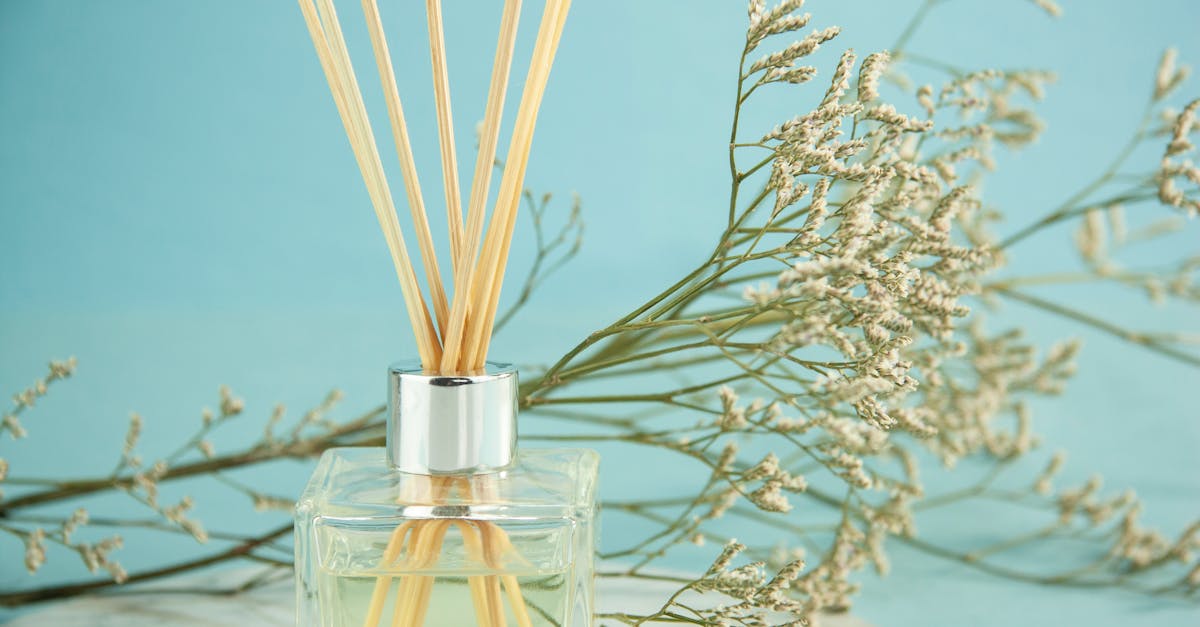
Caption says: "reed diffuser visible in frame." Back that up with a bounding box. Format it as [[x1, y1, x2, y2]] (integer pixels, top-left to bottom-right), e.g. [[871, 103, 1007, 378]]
[[292, 1, 597, 626]]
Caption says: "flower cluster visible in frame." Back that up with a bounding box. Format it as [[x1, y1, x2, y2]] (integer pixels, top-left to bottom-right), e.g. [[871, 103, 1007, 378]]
[[1, 357, 76, 440], [558, 0, 1200, 621], [1158, 99, 1200, 216]]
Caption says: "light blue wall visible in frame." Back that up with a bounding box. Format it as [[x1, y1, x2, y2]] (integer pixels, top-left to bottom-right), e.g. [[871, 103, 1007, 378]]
[[2, 1, 1198, 624]]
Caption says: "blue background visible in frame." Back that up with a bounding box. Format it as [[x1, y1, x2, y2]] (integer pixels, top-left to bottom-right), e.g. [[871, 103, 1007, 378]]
[[1, 0, 1198, 625]]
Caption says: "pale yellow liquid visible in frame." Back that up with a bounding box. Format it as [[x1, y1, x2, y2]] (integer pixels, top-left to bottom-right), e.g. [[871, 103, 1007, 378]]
[[316, 568, 569, 627]]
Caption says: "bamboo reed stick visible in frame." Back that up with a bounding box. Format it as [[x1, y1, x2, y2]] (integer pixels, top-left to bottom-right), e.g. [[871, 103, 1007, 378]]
[[424, 0, 467, 272], [440, 0, 524, 373], [387, 477, 448, 627], [361, 0, 451, 339], [474, 480, 514, 627], [390, 521, 448, 626], [360, 476, 430, 626], [362, 522, 414, 626], [501, 574, 533, 627], [464, 0, 572, 369], [457, 521, 497, 627]]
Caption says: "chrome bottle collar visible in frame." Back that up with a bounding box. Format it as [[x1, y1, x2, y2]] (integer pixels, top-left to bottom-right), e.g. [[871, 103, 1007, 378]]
[[386, 361, 518, 475]]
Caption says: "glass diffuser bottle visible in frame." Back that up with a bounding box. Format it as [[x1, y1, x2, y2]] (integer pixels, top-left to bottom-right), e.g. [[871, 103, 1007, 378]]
[[295, 361, 598, 626], [295, 0, 586, 622]]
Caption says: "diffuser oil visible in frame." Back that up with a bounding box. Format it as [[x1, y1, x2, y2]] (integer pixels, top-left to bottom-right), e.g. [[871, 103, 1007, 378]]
[[314, 570, 573, 627]]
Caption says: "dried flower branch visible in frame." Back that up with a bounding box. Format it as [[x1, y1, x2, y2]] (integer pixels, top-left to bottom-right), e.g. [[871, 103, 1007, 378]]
[[1, 357, 76, 440]]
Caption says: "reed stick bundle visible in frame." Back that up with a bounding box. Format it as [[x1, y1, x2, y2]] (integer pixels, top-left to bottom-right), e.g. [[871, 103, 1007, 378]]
[[298, 0, 441, 367], [297, 0, 571, 624]]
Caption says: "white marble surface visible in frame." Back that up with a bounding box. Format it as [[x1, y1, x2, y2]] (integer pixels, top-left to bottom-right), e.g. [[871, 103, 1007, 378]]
[[5, 567, 868, 626]]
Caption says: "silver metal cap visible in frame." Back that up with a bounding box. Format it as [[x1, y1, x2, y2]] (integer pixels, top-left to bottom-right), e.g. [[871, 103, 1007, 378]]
[[386, 361, 518, 475]]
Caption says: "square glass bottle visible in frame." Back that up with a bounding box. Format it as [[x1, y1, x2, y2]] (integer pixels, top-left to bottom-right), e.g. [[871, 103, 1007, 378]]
[[295, 362, 599, 626]]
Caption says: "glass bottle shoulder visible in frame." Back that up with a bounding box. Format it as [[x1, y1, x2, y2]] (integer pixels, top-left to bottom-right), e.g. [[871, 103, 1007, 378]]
[[297, 447, 598, 521]]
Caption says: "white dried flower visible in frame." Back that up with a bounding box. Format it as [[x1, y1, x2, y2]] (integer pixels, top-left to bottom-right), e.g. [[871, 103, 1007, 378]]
[[1074, 209, 1108, 266], [749, 0, 766, 21], [866, 523, 890, 575], [716, 440, 739, 473], [1034, 452, 1066, 495], [819, 49, 857, 111], [219, 385, 244, 417], [1031, 0, 1062, 18], [774, 415, 809, 432], [25, 528, 47, 574], [62, 507, 89, 544], [76, 535, 127, 583], [1155, 48, 1190, 101], [748, 1, 812, 51], [3, 414, 27, 439], [48, 357, 78, 380], [81, 545, 100, 572], [164, 496, 194, 523], [253, 493, 295, 512], [1058, 475, 1103, 523], [706, 487, 740, 520], [749, 480, 793, 512], [106, 562, 129, 584], [862, 103, 932, 132], [748, 26, 840, 75], [745, 452, 782, 480], [132, 471, 159, 506], [1157, 101, 1200, 216], [767, 65, 818, 84], [1108, 204, 1127, 244], [1167, 101, 1197, 157], [264, 403, 286, 442], [707, 539, 747, 576], [181, 520, 209, 543], [744, 282, 781, 305], [857, 51, 890, 102], [122, 413, 143, 462], [718, 386, 749, 430]]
